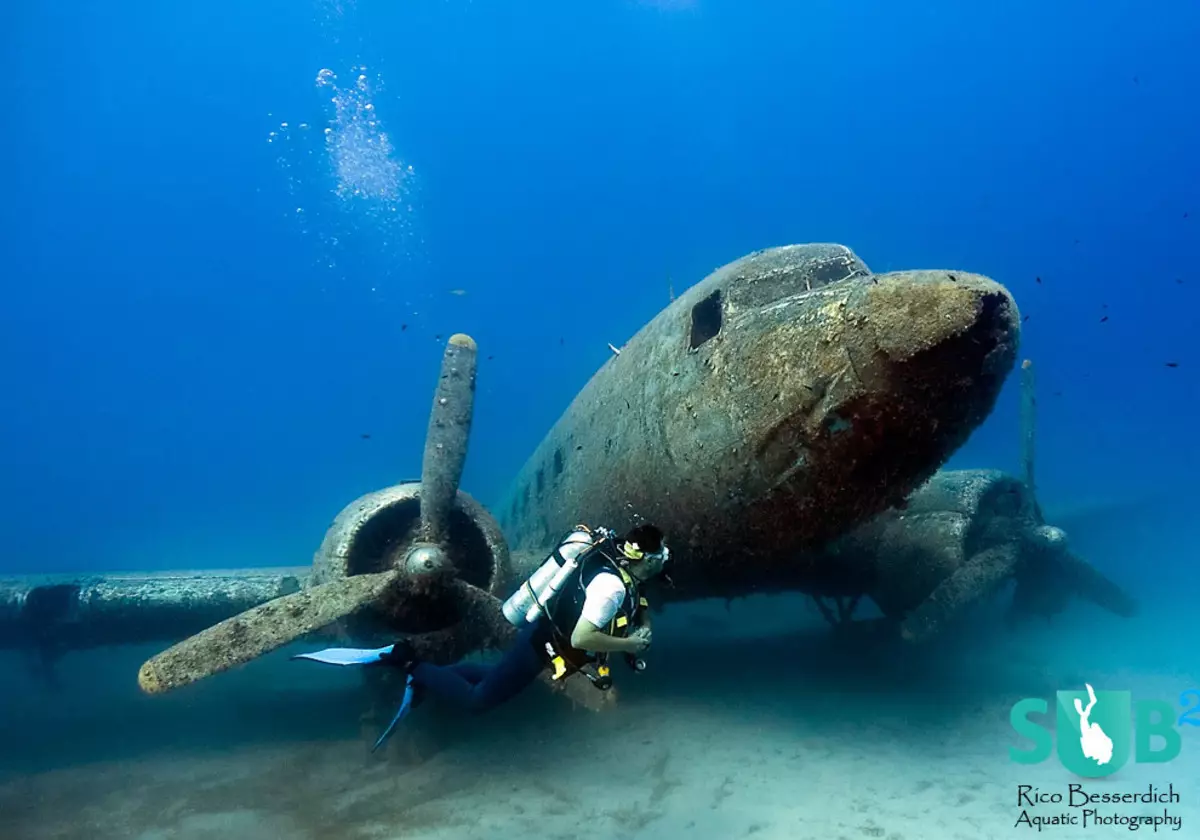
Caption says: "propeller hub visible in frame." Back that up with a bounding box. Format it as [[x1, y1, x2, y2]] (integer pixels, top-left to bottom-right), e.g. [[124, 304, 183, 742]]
[[1029, 524, 1068, 551], [403, 543, 450, 575]]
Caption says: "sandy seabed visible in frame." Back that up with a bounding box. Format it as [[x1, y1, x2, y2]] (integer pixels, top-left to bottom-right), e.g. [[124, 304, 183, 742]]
[[2, 598, 1196, 840]]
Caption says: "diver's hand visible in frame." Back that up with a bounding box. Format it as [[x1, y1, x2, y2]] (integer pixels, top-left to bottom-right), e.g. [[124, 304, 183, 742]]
[[627, 626, 652, 652]]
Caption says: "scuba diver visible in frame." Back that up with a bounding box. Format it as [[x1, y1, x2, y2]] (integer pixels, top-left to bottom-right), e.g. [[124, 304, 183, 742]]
[[293, 523, 670, 750]]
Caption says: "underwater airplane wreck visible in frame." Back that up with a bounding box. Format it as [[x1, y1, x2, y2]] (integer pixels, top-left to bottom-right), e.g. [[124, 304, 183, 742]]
[[0, 242, 1136, 702]]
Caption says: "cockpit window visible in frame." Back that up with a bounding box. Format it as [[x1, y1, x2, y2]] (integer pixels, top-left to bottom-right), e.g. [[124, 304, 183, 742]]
[[725, 251, 868, 311], [689, 289, 723, 350]]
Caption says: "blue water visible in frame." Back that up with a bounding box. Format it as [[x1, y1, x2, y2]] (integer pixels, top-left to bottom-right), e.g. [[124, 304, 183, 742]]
[[4, 0, 1197, 574], [2, 2, 1198, 838]]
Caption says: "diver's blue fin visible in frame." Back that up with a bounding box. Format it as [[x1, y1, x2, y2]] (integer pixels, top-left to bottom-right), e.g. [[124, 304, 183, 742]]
[[371, 674, 416, 753], [291, 644, 395, 666]]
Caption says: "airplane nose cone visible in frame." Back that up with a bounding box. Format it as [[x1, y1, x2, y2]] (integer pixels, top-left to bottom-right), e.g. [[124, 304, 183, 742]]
[[798, 268, 1020, 528], [863, 269, 1019, 377], [730, 264, 1021, 553], [855, 269, 1021, 459]]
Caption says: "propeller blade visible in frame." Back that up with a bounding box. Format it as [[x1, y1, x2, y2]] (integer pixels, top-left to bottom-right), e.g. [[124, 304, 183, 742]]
[[420, 334, 478, 545], [137, 570, 398, 694], [379, 574, 516, 657], [1060, 551, 1138, 618], [1019, 359, 1045, 523], [900, 544, 1020, 643]]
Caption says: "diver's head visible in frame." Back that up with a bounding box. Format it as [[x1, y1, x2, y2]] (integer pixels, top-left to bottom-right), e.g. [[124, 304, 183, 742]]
[[618, 524, 669, 582]]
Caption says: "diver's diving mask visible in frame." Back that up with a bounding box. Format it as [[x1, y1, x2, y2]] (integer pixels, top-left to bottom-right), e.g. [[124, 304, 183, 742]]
[[621, 541, 670, 575]]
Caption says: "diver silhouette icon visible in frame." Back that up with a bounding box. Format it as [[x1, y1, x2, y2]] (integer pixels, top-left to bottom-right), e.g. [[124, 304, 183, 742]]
[[1074, 683, 1115, 765]]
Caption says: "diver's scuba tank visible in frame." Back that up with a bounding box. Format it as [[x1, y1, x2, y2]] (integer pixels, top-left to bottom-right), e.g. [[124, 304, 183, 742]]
[[501, 525, 608, 627]]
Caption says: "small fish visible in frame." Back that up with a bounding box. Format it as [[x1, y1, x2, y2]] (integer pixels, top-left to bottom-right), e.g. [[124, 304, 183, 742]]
[[1100, 316, 1108, 323], [607, 342, 622, 356], [1022, 315, 1030, 323], [1177, 278, 1184, 284], [947, 273, 958, 282], [449, 289, 467, 296], [361, 433, 371, 439], [401, 323, 408, 331], [1165, 362, 1179, 368], [1035, 276, 1042, 285], [487, 354, 494, 360]]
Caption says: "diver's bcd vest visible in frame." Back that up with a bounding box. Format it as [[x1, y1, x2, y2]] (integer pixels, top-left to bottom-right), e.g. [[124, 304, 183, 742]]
[[500, 524, 649, 689]]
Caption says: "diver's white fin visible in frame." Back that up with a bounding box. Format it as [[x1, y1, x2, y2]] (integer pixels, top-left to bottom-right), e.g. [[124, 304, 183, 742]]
[[291, 645, 395, 666], [372, 674, 416, 753]]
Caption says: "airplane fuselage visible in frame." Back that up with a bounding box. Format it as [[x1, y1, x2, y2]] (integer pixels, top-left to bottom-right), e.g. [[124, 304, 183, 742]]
[[494, 244, 1019, 602]]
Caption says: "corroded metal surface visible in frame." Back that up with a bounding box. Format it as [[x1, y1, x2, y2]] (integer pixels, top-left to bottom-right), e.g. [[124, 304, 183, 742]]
[[308, 484, 508, 592], [420, 334, 477, 546], [0, 569, 307, 651], [495, 244, 1020, 602], [814, 468, 1138, 641], [136, 571, 395, 694]]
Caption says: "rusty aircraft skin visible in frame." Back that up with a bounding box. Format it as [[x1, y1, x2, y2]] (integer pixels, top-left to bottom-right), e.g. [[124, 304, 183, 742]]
[[797, 359, 1137, 643], [491, 244, 1020, 603], [1, 243, 1027, 699]]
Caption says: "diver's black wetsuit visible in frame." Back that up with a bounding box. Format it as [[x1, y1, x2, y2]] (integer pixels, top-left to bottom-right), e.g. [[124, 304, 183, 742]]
[[408, 619, 554, 714]]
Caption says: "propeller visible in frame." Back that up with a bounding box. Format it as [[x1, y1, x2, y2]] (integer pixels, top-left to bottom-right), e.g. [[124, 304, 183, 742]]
[[137, 334, 515, 695], [1019, 359, 1044, 524], [896, 358, 1137, 643], [1009, 358, 1138, 621]]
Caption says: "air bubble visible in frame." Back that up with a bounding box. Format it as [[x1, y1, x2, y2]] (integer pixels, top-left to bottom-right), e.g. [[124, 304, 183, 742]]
[[271, 60, 418, 289]]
